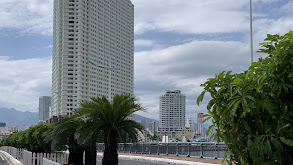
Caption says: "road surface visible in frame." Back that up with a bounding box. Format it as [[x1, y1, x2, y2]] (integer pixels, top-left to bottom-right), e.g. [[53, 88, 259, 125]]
[[0, 152, 11, 165], [97, 157, 163, 165]]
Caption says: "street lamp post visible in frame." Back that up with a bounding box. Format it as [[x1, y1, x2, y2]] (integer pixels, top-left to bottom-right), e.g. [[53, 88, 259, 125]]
[[250, 0, 253, 64]]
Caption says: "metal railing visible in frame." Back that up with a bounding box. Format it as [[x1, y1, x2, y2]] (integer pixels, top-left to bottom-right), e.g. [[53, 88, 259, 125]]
[[97, 142, 227, 159]]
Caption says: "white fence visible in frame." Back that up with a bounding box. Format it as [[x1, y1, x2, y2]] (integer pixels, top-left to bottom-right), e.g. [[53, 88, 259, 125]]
[[43, 158, 61, 165], [0, 146, 22, 159], [0, 146, 68, 165]]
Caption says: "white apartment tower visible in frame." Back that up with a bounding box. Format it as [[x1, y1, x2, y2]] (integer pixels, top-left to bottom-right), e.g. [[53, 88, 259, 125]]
[[51, 0, 134, 118], [159, 90, 186, 130]]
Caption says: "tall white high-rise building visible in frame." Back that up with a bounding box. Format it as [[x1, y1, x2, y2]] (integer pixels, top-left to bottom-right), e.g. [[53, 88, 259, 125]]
[[51, 0, 134, 120], [39, 96, 52, 121], [159, 90, 186, 129]]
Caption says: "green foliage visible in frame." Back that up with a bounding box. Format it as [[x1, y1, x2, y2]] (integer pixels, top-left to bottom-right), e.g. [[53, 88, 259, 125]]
[[0, 124, 54, 153], [74, 94, 145, 146], [74, 94, 145, 165], [197, 31, 293, 164], [51, 117, 85, 151]]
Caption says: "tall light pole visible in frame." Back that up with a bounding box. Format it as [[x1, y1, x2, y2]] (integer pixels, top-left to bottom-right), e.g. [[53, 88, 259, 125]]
[[250, 0, 253, 64]]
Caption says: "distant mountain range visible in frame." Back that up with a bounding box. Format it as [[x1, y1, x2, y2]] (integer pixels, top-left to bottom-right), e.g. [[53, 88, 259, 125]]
[[0, 107, 38, 130], [133, 114, 159, 128], [0, 107, 210, 134]]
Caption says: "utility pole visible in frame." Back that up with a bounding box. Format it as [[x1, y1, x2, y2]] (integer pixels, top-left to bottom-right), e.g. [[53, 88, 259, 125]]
[[250, 0, 253, 64]]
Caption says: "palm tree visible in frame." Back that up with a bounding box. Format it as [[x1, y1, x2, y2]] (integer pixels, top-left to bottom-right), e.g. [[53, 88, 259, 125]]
[[74, 94, 145, 165], [51, 118, 85, 165]]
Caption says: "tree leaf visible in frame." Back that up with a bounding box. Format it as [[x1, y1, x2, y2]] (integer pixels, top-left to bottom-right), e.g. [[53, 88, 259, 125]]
[[265, 140, 272, 155], [231, 78, 244, 85], [196, 91, 205, 106], [242, 120, 251, 132], [271, 138, 283, 152], [232, 100, 241, 115], [246, 95, 256, 102], [280, 137, 293, 147]]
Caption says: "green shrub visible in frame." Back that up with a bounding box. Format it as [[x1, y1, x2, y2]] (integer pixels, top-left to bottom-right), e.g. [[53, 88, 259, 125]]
[[197, 31, 293, 164]]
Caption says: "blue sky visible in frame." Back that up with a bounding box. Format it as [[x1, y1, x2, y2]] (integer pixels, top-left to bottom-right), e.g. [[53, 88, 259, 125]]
[[0, 0, 292, 123]]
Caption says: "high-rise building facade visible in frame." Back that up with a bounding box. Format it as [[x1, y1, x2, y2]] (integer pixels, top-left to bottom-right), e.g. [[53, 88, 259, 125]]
[[148, 120, 157, 135], [197, 113, 204, 137], [39, 96, 52, 121], [51, 0, 134, 118], [159, 90, 186, 129]]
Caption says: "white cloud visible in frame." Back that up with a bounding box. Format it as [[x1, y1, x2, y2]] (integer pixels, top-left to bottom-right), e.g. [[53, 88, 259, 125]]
[[0, 0, 53, 35], [0, 57, 52, 112], [132, 0, 250, 35], [281, 1, 293, 14], [250, 17, 293, 60], [0, 0, 286, 38], [134, 40, 252, 120], [134, 40, 156, 47]]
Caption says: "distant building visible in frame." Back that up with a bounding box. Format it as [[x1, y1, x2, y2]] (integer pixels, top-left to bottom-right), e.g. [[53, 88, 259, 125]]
[[138, 120, 146, 128], [39, 96, 51, 121], [0, 122, 6, 127], [158, 127, 194, 142], [186, 118, 194, 130], [0, 131, 10, 141], [0, 127, 8, 133], [8, 125, 18, 133], [197, 113, 204, 137], [148, 120, 157, 135], [159, 90, 186, 129], [158, 90, 187, 141]]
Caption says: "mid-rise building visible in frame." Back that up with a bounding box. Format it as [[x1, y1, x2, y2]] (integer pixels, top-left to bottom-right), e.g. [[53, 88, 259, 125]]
[[39, 96, 51, 121], [0, 122, 6, 127], [138, 120, 146, 128], [50, 0, 134, 121], [8, 125, 18, 133], [197, 113, 204, 137], [158, 127, 194, 142], [148, 120, 157, 135], [159, 90, 186, 129], [186, 118, 194, 130], [158, 90, 186, 141], [0, 131, 10, 141]]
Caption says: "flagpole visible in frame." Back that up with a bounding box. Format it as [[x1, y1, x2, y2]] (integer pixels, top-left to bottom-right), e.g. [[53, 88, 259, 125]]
[[250, 0, 253, 64]]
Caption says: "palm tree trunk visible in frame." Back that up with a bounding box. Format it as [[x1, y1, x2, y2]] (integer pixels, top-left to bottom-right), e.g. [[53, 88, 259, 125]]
[[85, 143, 97, 165], [102, 131, 118, 165], [68, 147, 84, 165]]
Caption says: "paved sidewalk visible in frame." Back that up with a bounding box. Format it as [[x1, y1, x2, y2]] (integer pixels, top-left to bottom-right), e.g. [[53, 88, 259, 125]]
[[97, 152, 230, 165], [0, 150, 23, 165]]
